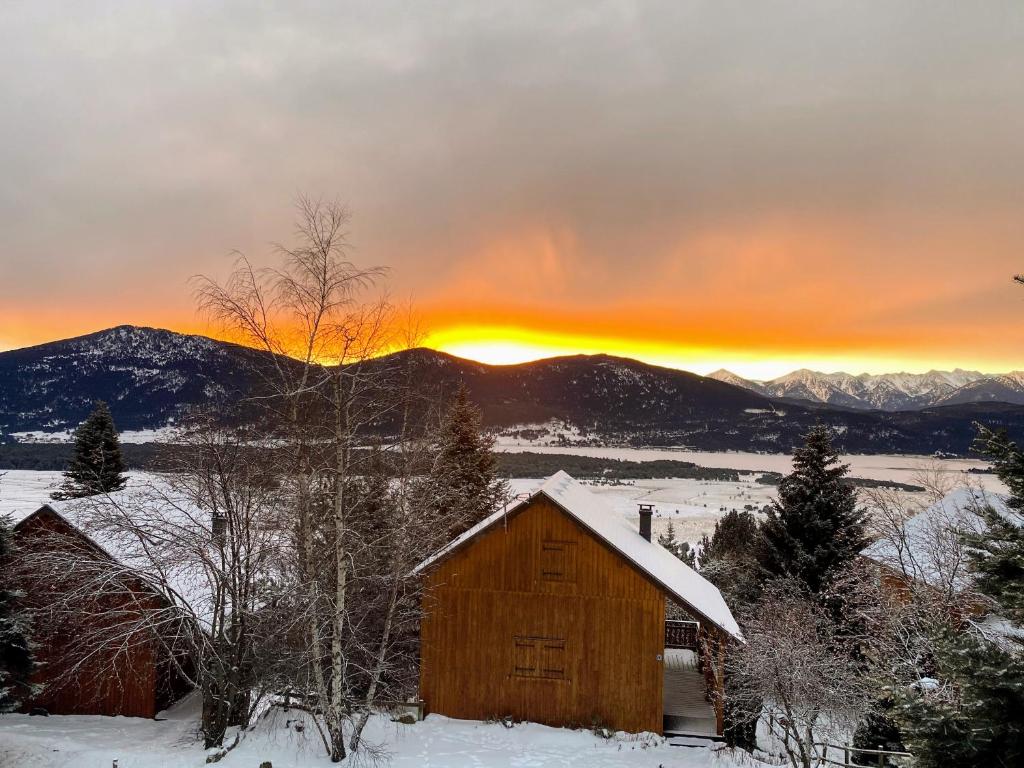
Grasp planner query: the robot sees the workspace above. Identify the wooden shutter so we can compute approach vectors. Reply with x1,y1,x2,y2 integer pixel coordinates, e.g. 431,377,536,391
540,540,577,582
513,636,567,680
513,637,538,678
539,638,567,679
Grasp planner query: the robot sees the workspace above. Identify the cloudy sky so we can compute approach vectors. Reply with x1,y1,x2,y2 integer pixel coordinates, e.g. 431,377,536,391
2,1,1023,377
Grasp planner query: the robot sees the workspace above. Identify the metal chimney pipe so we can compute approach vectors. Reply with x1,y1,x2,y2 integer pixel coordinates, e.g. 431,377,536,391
638,504,654,542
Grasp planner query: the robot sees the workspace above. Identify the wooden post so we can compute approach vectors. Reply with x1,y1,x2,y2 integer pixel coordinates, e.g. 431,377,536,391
878,744,884,767
844,744,849,766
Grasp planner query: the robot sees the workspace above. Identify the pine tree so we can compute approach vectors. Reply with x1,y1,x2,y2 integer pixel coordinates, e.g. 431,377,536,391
700,509,762,609
425,385,508,542
0,513,35,712
702,509,760,565
894,424,1024,767
964,426,1024,623
52,401,127,500
700,509,763,751
657,520,696,566
897,630,1024,768
758,425,867,594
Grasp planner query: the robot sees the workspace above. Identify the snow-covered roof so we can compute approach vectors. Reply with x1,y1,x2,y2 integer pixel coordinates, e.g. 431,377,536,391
415,471,743,641
860,486,1017,590
18,478,230,630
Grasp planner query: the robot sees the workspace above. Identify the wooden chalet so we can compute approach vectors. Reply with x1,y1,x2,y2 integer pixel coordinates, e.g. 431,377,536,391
860,487,1010,597
415,471,743,737
8,498,194,718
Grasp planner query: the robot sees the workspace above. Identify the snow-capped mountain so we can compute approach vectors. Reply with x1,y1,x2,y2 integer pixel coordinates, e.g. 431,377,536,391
0,325,280,433
708,368,1024,410
5,326,1024,455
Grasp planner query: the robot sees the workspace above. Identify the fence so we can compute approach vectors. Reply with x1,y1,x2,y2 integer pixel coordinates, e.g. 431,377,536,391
815,742,913,767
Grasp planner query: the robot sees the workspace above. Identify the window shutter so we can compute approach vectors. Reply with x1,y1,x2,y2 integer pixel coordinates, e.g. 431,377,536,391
540,540,577,582
513,636,567,680
513,637,538,678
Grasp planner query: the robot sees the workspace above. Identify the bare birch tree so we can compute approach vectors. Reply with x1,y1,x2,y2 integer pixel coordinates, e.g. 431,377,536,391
195,197,448,761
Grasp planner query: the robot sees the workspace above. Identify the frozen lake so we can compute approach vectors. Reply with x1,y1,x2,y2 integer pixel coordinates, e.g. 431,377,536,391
496,445,1004,492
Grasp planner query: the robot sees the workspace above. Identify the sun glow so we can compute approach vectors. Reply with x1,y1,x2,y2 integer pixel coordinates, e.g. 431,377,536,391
423,324,1016,380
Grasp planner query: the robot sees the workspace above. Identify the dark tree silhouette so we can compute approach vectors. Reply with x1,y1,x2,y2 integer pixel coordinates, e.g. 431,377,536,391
52,401,127,500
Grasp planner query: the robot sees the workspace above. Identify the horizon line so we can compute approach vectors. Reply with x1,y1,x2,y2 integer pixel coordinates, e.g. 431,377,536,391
2,321,1022,381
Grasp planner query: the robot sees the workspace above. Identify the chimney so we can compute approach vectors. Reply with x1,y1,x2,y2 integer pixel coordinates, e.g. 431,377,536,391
212,511,227,544
638,504,654,542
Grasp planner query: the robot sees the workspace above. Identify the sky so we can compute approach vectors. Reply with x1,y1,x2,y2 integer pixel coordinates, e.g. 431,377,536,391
1,1,1024,379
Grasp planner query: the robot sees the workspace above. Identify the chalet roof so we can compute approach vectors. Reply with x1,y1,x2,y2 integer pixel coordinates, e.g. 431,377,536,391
860,486,1016,591
414,470,743,641
17,478,236,630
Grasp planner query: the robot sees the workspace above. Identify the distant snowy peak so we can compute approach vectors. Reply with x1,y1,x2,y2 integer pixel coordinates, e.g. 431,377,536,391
707,369,767,395
714,367,1023,410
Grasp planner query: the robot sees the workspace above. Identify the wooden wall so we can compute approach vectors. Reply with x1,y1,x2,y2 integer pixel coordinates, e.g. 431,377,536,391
13,509,163,718
420,496,666,734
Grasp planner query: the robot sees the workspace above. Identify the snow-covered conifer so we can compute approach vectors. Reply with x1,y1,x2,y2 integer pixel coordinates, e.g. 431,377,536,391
964,426,1024,623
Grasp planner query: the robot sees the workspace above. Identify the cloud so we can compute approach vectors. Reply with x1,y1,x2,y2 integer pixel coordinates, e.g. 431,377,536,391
1,1,1023,372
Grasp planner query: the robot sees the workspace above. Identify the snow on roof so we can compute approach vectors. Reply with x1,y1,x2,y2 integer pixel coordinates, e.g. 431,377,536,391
860,486,1017,590
415,471,743,641
21,478,227,629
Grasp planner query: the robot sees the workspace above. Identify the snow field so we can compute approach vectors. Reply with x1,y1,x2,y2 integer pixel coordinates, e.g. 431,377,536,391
0,694,770,768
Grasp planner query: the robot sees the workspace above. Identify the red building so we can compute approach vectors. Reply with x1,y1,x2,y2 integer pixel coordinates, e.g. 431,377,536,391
10,502,193,718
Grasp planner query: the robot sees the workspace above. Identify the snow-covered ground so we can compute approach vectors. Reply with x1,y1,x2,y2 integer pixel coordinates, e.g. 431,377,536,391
0,694,768,768
0,470,63,521
509,476,777,543
2,472,764,545
0,459,983,547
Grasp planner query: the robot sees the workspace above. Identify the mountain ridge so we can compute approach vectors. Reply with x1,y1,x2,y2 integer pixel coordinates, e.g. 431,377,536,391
5,325,1024,455
708,367,1024,410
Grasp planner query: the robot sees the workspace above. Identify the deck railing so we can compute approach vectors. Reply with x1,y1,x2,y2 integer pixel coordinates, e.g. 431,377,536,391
664,620,700,650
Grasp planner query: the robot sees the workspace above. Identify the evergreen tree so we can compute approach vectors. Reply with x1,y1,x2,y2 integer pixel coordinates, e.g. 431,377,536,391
896,424,1024,767
425,385,508,542
658,520,696,567
964,426,1024,623
700,509,762,609
52,401,127,500
702,509,760,565
700,509,763,751
897,630,1024,768
0,513,35,712
758,425,867,594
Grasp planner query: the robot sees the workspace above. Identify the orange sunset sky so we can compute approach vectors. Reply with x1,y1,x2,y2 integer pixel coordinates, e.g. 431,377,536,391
2,3,1024,379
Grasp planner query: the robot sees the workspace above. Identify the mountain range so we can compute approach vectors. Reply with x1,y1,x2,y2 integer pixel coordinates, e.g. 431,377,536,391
3,325,1024,456
708,368,1024,411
